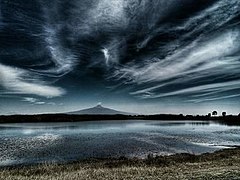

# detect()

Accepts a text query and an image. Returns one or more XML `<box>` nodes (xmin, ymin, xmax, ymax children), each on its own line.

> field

<box><xmin>1</xmin><ymin>148</ymin><xmax>240</xmax><ymax>180</ymax></box>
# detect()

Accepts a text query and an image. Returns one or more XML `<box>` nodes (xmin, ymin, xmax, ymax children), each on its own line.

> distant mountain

<box><xmin>67</xmin><ymin>105</ymin><xmax>135</xmax><ymax>115</ymax></box>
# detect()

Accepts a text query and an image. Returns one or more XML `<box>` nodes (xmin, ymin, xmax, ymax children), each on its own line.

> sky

<box><xmin>0</xmin><ymin>0</ymin><xmax>240</xmax><ymax>115</ymax></box>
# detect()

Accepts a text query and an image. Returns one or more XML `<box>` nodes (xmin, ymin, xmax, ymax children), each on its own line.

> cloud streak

<box><xmin>135</xmin><ymin>80</ymin><xmax>240</xmax><ymax>99</ymax></box>
<box><xmin>22</xmin><ymin>97</ymin><xmax>38</xmax><ymax>103</ymax></box>
<box><xmin>112</xmin><ymin>0</ymin><xmax>240</xmax><ymax>102</ymax></box>
<box><xmin>0</xmin><ymin>64</ymin><xmax>65</xmax><ymax>97</ymax></box>
<box><xmin>1</xmin><ymin>0</ymin><xmax>240</xmax><ymax>108</ymax></box>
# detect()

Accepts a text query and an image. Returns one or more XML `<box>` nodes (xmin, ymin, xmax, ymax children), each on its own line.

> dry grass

<box><xmin>1</xmin><ymin>148</ymin><xmax>240</xmax><ymax>180</ymax></box>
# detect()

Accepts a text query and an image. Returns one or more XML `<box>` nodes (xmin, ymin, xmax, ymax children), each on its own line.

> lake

<box><xmin>0</xmin><ymin>120</ymin><xmax>240</xmax><ymax>167</ymax></box>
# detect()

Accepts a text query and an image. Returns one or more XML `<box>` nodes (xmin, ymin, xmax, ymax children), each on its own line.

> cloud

<box><xmin>101</xmin><ymin>48</ymin><xmax>110</xmax><ymax>66</ymax></box>
<box><xmin>41</xmin><ymin>26</ymin><xmax>77</xmax><ymax>76</ymax></box>
<box><xmin>22</xmin><ymin>97</ymin><xmax>38</xmax><ymax>103</ymax></box>
<box><xmin>122</xmin><ymin>29</ymin><xmax>240</xmax><ymax>101</ymax></box>
<box><xmin>47</xmin><ymin>102</ymin><xmax>56</xmax><ymax>106</ymax></box>
<box><xmin>88</xmin><ymin>0</ymin><xmax>128</xmax><ymax>31</ymax></box>
<box><xmin>35</xmin><ymin>102</ymin><xmax>46</xmax><ymax>105</ymax></box>
<box><xmin>188</xmin><ymin>94</ymin><xmax>240</xmax><ymax>103</ymax></box>
<box><xmin>0</xmin><ymin>64</ymin><xmax>65</xmax><ymax>97</ymax></box>
<box><xmin>1</xmin><ymin>0</ymin><xmax>240</xmax><ymax>107</ymax></box>
<box><xmin>116</xmin><ymin>29</ymin><xmax>240</xmax><ymax>84</ymax></box>
<box><xmin>112</xmin><ymin>0</ymin><xmax>240</xmax><ymax>102</ymax></box>
<box><xmin>135</xmin><ymin>80</ymin><xmax>240</xmax><ymax>99</ymax></box>
<box><xmin>22</xmin><ymin>97</ymin><xmax>59</xmax><ymax>106</ymax></box>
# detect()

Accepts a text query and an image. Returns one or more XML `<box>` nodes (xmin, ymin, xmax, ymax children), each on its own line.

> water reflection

<box><xmin>0</xmin><ymin>120</ymin><xmax>240</xmax><ymax>167</ymax></box>
<box><xmin>189</xmin><ymin>122</ymin><xmax>210</xmax><ymax>126</ymax></box>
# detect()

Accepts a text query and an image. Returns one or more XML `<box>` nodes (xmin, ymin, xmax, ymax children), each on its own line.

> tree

<box><xmin>212</xmin><ymin>111</ymin><xmax>218</xmax><ymax>116</ymax></box>
<box><xmin>208</xmin><ymin>113</ymin><xmax>211</xmax><ymax>117</ymax></box>
<box><xmin>222</xmin><ymin>112</ymin><xmax>227</xmax><ymax>117</ymax></box>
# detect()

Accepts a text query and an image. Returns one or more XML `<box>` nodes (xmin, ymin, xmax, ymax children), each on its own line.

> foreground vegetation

<box><xmin>1</xmin><ymin>148</ymin><xmax>240</xmax><ymax>180</ymax></box>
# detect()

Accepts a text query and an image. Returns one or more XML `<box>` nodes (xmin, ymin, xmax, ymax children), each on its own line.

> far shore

<box><xmin>1</xmin><ymin>148</ymin><xmax>240</xmax><ymax>180</ymax></box>
<box><xmin>0</xmin><ymin>114</ymin><xmax>240</xmax><ymax>125</ymax></box>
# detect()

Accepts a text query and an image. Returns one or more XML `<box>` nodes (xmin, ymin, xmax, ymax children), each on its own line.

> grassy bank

<box><xmin>1</xmin><ymin>148</ymin><xmax>240</xmax><ymax>180</ymax></box>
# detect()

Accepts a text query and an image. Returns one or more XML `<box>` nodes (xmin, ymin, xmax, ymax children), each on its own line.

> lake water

<box><xmin>0</xmin><ymin>120</ymin><xmax>240</xmax><ymax>167</ymax></box>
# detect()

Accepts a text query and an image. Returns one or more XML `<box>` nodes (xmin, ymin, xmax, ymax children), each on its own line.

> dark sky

<box><xmin>0</xmin><ymin>0</ymin><xmax>240</xmax><ymax>115</ymax></box>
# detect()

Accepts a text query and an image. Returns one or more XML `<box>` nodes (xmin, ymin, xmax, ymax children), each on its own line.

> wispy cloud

<box><xmin>135</xmin><ymin>80</ymin><xmax>240</xmax><ymax>99</ymax></box>
<box><xmin>35</xmin><ymin>101</ymin><xmax>46</xmax><ymax>105</ymax></box>
<box><xmin>22</xmin><ymin>97</ymin><xmax>59</xmax><ymax>106</ymax></box>
<box><xmin>187</xmin><ymin>94</ymin><xmax>240</xmax><ymax>103</ymax></box>
<box><xmin>117</xmin><ymin>29</ymin><xmax>240</xmax><ymax>84</ymax></box>
<box><xmin>0</xmin><ymin>64</ymin><xmax>65</xmax><ymax>97</ymax></box>
<box><xmin>47</xmin><ymin>102</ymin><xmax>56</xmax><ymax>106</ymax></box>
<box><xmin>112</xmin><ymin>1</ymin><xmax>240</xmax><ymax>102</ymax></box>
<box><xmin>22</xmin><ymin>97</ymin><xmax>38</xmax><ymax>103</ymax></box>
<box><xmin>41</xmin><ymin>26</ymin><xmax>77</xmax><ymax>76</ymax></box>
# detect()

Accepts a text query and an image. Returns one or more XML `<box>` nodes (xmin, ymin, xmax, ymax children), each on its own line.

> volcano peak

<box><xmin>67</xmin><ymin>104</ymin><xmax>135</xmax><ymax>115</ymax></box>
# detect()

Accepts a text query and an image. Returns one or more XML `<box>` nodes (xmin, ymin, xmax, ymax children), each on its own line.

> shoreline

<box><xmin>1</xmin><ymin>148</ymin><xmax>240</xmax><ymax>179</ymax></box>
<box><xmin>0</xmin><ymin>114</ymin><xmax>240</xmax><ymax>125</ymax></box>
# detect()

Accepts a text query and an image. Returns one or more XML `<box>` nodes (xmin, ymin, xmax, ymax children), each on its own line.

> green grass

<box><xmin>1</xmin><ymin>148</ymin><xmax>240</xmax><ymax>180</ymax></box>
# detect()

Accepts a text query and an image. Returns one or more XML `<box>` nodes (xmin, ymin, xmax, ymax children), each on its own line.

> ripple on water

<box><xmin>0</xmin><ymin>134</ymin><xmax>62</xmax><ymax>166</ymax></box>
<box><xmin>1</xmin><ymin>121</ymin><xmax>240</xmax><ymax>166</ymax></box>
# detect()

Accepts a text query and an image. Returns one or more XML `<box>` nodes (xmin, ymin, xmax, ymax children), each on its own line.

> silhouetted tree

<box><xmin>208</xmin><ymin>113</ymin><xmax>211</xmax><ymax>117</ymax></box>
<box><xmin>212</xmin><ymin>111</ymin><xmax>218</xmax><ymax>116</ymax></box>
<box><xmin>222</xmin><ymin>112</ymin><xmax>227</xmax><ymax>117</ymax></box>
